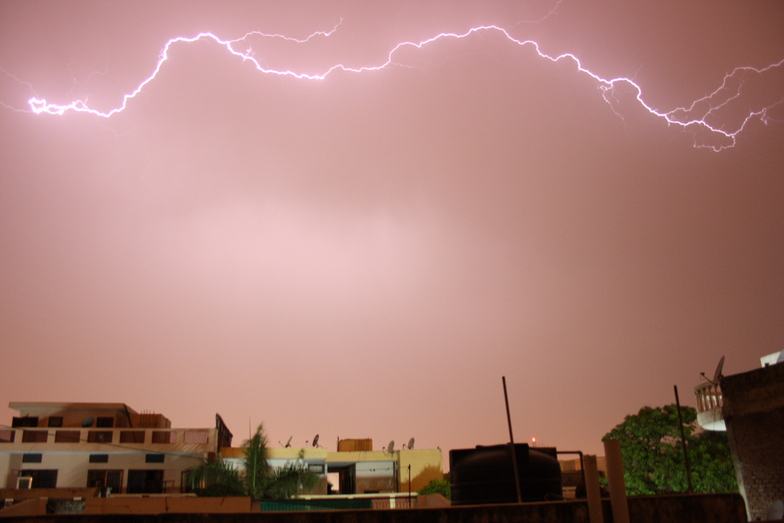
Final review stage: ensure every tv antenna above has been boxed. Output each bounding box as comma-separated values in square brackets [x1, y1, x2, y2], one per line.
[700, 356, 725, 385]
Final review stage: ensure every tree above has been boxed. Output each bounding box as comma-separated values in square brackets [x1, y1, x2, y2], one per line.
[602, 404, 737, 495]
[186, 423, 317, 499]
[184, 457, 245, 497]
[418, 478, 451, 499]
[243, 424, 272, 499]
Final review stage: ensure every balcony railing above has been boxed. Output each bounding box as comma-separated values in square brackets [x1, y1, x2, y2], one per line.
[0, 428, 212, 446]
[694, 381, 726, 431]
[694, 381, 723, 413]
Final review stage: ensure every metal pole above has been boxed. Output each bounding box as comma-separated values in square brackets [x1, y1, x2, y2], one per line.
[673, 385, 693, 493]
[502, 376, 523, 504]
[408, 464, 411, 506]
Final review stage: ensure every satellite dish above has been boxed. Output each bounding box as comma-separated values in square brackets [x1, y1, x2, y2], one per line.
[407, 437, 415, 450]
[285, 436, 292, 448]
[82, 417, 95, 428]
[712, 356, 725, 383]
[388, 440, 395, 453]
[312, 434, 319, 448]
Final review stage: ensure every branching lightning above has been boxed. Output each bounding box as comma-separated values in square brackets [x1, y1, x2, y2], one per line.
[9, 21, 784, 151]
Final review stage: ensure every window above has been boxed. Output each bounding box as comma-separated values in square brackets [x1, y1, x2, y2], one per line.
[152, 431, 175, 444]
[87, 470, 123, 492]
[120, 431, 145, 444]
[127, 470, 164, 494]
[96, 417, 114, 428]
[12, 417, 38, 428]
[55, 430, 81, 443]
[22, 430, 47, 443]
[0, 430, 15, 443]
[22, 453, 43, 463]
[19, 470, 57, 488]
[308, 464, 325, 474]
[145, 453, 165, 463]
[87, 431, 113, 443]
[89, 454, 109, 463]
[47, 417, 63, 427]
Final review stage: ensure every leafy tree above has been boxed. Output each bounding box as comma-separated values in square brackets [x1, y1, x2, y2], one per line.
[602, 404, 737, 495]
[418, 478, 451, 499]
[243, 424, 272, 499]
[264, 458, 320, 500]
[184, 457, 245, 497]
[186, 423, 317, 499]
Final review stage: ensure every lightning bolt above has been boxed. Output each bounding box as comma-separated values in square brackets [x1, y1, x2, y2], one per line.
[10, 23, 784, 151]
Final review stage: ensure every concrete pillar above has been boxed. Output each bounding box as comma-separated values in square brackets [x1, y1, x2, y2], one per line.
[604, 438, 630, 523]
[584, 454, 604, 523]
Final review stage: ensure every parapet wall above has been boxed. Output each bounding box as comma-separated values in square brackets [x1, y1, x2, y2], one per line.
[0, 493, 746, 523]
[722, 363, 784, 520]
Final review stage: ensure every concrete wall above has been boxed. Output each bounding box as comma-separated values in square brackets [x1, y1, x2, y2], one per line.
[722, 362, 784, 520]
[398, 449, 443, 493]
[83, 496, 252, 514]
[0, 493, 745, 523]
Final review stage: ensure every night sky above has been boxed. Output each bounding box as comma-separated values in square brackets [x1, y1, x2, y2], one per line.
[1, 1, 782, 460]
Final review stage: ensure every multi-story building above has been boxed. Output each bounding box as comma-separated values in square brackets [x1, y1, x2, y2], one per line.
[0, 402, 232, 494]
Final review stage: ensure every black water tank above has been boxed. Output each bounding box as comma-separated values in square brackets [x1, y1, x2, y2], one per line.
[450, 444, 562, 505]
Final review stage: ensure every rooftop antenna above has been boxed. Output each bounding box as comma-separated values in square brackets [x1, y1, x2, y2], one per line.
[387, 440, 395, 454]
[312, 434, 320, 448]
[700, 355, 725, 385]
[405, 437, 415, 450]
[279, 436, 292, 448]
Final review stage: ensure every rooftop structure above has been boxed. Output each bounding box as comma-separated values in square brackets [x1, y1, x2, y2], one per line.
[694, 352, 784, 520]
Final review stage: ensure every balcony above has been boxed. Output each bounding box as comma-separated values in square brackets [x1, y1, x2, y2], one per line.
[0, 427, 215, 450]
[694, 381, 726, 431]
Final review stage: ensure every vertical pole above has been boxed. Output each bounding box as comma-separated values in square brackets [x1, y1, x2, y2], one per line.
[583, 455, 604, 523]
[673, 385, 693, 493]
[502, 376, 524, 504]
[604, 438, 630, 523]
[408, 464, 411, 506]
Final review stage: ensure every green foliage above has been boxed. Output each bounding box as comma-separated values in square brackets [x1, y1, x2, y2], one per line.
[602, 404, 737, 495]
[184, 457, 245, 497]
[186, 423, 318, 500]
[264, 455, 320, 500]
[418, 478, 451, 499]
[243, 424, 272, 499]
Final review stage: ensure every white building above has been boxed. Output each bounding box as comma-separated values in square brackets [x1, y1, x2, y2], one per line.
[0, 402, 232, 494]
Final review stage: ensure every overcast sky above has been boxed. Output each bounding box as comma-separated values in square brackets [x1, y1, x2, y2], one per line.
[1, 1, 782, 461]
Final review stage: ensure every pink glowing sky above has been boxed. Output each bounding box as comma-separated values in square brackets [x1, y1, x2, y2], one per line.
[1, 1, 783, 461]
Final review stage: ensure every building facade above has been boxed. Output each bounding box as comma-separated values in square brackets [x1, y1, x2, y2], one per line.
[221, 438, 443, 496]
[0, 402, 231, 494]
[694, 353, 784, 520]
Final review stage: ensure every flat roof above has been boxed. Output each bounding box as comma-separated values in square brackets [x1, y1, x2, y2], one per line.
[9, 402, 137, 414]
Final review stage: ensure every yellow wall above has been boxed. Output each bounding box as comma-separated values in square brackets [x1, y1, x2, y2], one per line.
[398, 449, 443, 492]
